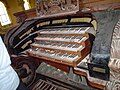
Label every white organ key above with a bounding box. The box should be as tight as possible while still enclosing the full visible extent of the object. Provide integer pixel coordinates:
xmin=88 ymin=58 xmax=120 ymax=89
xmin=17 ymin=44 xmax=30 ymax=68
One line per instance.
xmin=39 ymin=27 xmax=90 ymax=34
xmin=36 ymin=35 xmax=87 ymax=43
xmin=75 ymin=27 xmax=82 ymax=33
xmin=72 ymin=36 xmax=82 ymax=42
xmin=80 ymin=27 xmax=90 ymax=32
xmin=55 ymin=52 xmax=64 ymax=60
xmin=61 ymin=53 xmax=71 ymax=61
xmin=29 ymin=47 xmax=81 ymax=63
xmin=69 ymin=27 xmax=78 ymax=33
xmin=78 ymin=36 xmax=87 ymax=43
xmin=69 ymin=27 xmax=76 ymax=32
xmin=53 ymin=52 xmax=80 ymax=62
xmin=35 ymin=49 xmax=55 ymax=58
xmin=68 ymin=54 xmax=80 ymax=61
xmin=32 ymin=41 xmax=84 ymax=52
xmin=30 ymin=42 xmax=80 ymax=62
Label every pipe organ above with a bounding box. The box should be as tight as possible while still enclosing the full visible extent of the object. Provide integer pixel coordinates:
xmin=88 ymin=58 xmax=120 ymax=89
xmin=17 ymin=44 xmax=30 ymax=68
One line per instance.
xmin=4 ymin=0 xmax=120 ymax=90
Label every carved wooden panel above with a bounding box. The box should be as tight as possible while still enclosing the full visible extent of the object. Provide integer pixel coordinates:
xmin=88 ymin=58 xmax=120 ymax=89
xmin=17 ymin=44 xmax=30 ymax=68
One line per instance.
xmin=14 ymin=8 xmax=36 ymax=23
xmin=36 ymin=0 xmax=80 ymax=17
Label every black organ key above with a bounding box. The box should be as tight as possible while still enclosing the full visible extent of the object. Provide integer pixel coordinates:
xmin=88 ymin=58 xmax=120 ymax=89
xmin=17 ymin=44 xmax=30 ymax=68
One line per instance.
xmin=61 ymin=44 xmax=67 ymax=47
xmin=68 ymin=54 xmax=77 ymax=58
xmin=67 ymin=44 xmax=73 ymax=48
xmin=71 ymin=36 xmax=77 ymax=39
xmin=72 ymin=44 xmax=79 ymax=48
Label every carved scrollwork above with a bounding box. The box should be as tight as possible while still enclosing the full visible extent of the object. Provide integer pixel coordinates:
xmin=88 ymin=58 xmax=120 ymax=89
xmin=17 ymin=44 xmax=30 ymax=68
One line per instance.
xmin=36 ymin=0 xmax=79 ymax=17
xmin=106 ymin=18 xmax=120 ymax=90
xmin=12 ymin=56 xmax=37 ymax=87
xmin=105 ymin=80 xmax=120 ymax=90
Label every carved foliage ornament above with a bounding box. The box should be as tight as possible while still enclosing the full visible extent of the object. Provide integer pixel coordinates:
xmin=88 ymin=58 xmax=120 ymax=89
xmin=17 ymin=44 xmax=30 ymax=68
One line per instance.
xmin=105 ymin=80 xmax=120 ymax=90
xmin=36 ymin=0 xmax=79 ymax=17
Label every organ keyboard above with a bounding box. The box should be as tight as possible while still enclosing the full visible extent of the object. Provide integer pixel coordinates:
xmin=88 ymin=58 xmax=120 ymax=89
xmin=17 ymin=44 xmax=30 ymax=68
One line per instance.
xmin=27 ymin=25 xmax=95 ymax=66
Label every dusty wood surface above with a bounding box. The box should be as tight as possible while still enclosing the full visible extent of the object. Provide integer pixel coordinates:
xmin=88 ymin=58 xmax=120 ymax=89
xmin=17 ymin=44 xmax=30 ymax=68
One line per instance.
xmin=90 ymin=10 xmax=120 ymax=64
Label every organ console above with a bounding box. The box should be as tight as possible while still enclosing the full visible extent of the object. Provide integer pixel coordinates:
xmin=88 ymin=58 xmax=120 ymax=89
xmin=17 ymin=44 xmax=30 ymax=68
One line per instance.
xmin=4 ymin=0 xmax=120 ymax=90
xmin=27 ymin=25 xmax=94 ymax=67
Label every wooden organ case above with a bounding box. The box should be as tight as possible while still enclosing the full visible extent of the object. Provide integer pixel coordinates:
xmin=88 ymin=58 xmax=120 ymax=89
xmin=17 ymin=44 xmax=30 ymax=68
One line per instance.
xmin=4 ymin=0 xmax=120 ymax=90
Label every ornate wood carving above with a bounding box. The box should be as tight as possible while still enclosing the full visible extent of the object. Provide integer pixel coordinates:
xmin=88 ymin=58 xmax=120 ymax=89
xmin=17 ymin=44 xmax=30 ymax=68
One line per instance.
xmin=36 ymin=0 xmax=80 ymax=17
